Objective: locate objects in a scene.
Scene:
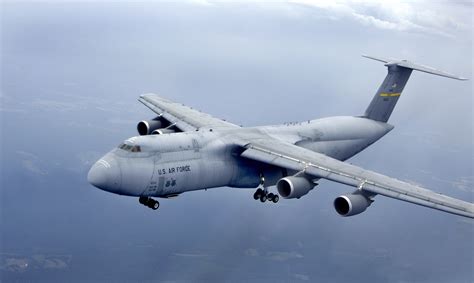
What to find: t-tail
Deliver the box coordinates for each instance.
[363,55,467,122]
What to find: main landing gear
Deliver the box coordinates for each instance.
[253,188,279,203]
[139,196,160,210]
[252,173,279,203]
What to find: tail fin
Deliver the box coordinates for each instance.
[362,55,467,122]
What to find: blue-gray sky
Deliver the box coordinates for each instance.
[1,1,472,282]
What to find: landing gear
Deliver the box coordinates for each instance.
[271,194,279,203]
[252,173,279,204]
[253,189,278,203]
[253,188,264,200]
[139,196,160,210]
[266,193,279,203]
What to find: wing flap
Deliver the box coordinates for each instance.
[241,140,474,218]
[139,93,240,132]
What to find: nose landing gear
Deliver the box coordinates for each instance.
[252,174,279,203]
[139,196,160,210]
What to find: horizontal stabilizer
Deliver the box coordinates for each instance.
[362,54,467,80]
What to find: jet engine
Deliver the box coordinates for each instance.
[151,128,175,135]
[277,176,315,199]
[137,117,163,135]
[334,193,372,217]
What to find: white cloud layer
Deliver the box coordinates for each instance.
[4,0,469,38]
[289,0,470,37]
[185,0,471,38]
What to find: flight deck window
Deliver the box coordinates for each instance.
[118,144,141,152]
[131,146,141,152]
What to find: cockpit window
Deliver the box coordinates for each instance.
[131,146,141,152]
[118,143,141,152]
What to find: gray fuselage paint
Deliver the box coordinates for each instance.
[104,116,393,197]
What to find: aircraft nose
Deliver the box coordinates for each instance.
[87,155,122,193]
[87,163,108,189]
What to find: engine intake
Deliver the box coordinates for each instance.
[334,193,371,217]
[137,117,163,135]
[277,176,315,199]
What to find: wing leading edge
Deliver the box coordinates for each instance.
[139,93,240,132]
[240,139,474,218]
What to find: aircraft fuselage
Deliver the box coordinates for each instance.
[88,116,393,197]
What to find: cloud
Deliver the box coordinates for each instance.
[408,169,473,194]
[173,252,211,258]
[450,177,474,193]
[244,248,304,261]
[167,0,469,38]
[266,251,304,261]
[21,160,47,176]
[244,248,259,257]
[76,151,103,168]
[16,151,47,175]
[0,254,71,272]
[434,176,474,194]
[32,99,83,112]
[288,0,467,37]
[294,273,310,281]
[0,107,27,113]
[187,0,214,6]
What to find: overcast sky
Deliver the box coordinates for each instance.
[1,1,472,282]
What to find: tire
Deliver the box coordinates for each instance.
[268,193,274,199]
[151,201,160,210]
[272,195,279,203]
[256,188,264,195]
[146,200,154,208]
[139,196,147,205]
[253,191,260,200]
[260,195,267,203]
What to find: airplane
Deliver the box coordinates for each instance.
[87,55,473,219]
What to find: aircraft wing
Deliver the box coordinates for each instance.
[139,93,240,131]
[239,138,474,218]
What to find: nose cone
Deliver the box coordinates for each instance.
[87,155,122,193]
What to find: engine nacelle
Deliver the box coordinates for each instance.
[137,117,163,135]
[151,128,175,135]
[277,176,315,199]
[334,193,371,217]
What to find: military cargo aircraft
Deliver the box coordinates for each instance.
[88,55,473,218]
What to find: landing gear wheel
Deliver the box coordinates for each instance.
[253,188,264,200]
[252,186,279,204]
[253,191,260,200]
[139,197,160,210]
[147,199,159,210]
[151,200,160,210]
[272,195,279,203]
[139,196,147,205]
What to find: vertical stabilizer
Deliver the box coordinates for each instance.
[364,62,412,122]
[362,55,467,123]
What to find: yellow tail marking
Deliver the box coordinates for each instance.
[380,93,401,97]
